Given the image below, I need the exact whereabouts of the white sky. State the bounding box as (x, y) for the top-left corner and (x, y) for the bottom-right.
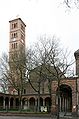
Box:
(0, 0), (79, 60)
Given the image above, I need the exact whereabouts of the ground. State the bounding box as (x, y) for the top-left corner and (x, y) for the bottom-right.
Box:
(0, 116), (51, 119)
(0, 115), (78, 119)
(0, 112), (78, 119)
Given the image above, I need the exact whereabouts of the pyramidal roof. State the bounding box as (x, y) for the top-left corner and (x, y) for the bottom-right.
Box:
(74, 49), (79, 54)
(74, 49), (79, 58)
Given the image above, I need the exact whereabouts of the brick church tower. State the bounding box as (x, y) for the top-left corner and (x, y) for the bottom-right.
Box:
(9, 18), (26, 57)
(74, 49), (79, 76)
(9, 18), (26, 94)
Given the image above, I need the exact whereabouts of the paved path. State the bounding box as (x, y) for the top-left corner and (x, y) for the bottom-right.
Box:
(0, 116), (78, 119)
(0, 116), (51, 119)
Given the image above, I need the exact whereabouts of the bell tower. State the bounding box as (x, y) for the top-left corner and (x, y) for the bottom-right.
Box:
(9, 18), (26, 94)
(9, 18), (26, 59)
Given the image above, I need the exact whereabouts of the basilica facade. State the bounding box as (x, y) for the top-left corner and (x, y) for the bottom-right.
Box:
(0, 18), (79, 115)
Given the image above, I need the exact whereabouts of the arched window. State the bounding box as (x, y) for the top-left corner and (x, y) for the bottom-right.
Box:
(16, 33), (18, 37)
(14, 33), (16, 38)
(15, 23), (17, 28)
(11, 33), (13, 39)
(16, 43), (17, 48)
(12, 44), (13, 49)
(14, 23), (16, 28)
(12, 24), (14, 29)
(14, 43), (15, 49)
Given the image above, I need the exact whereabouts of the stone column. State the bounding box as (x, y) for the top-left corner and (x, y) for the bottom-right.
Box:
(59, 97), (61, 112)
(35, 99), (37, 107)
(43, 98), (45, 107)
(27, 99), (29, 108)
(13, 98), (16, 109)
(9, 98), (10, 109)
(3, 97), (5, 109)
(72, 91), (77, 115)
(21, 99), (23, 109)
(35, 99), (37, 112)
(64, 97), (65, 112)
(64, 97), (67, 112)
(51, 93), (57, 114)
(25, 99), (28, 105)
(66, 98), (68, 111)
(61, 97), (63, 111)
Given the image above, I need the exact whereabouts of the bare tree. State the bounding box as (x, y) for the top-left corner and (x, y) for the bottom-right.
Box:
(63, 0), (79, 8)
(0, 50), (27, 110)
(25, 49), (49, 112)
(0, 53), (9, 93)
(0, 35), (74, 116)
(26, 35), (74, 117)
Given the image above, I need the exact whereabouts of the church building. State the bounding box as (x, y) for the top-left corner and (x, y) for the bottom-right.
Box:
(0, 17), (79, 115)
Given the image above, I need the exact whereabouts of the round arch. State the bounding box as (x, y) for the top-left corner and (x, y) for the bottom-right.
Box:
(10, 97), (14, 109)
(56, 84), (72, 112)
(5, 97), (9, 107)
(45, 97), (51, 112)
(29, 97), (35, 111)
(22, 98), (26, 108)
(29, 97), (35, 106)
(45, 97), (51, 106)
(0, 96), (3, 108)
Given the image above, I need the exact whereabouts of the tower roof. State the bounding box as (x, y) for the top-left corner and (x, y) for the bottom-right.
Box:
(9, 18), (26, 27)
(74, 49), (79, 58)
(74, 49), (79, 54)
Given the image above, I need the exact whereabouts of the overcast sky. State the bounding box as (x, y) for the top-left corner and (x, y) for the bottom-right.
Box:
(0, 0), (79, 60)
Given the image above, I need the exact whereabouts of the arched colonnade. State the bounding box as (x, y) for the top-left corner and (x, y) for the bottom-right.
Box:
(0, 94), (51, 112)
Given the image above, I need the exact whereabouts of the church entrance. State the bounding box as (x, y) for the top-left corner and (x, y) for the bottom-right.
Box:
(59, 84), (72, 112)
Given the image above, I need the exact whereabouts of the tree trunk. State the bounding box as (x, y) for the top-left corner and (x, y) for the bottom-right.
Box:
(38, 80), (40, 112)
